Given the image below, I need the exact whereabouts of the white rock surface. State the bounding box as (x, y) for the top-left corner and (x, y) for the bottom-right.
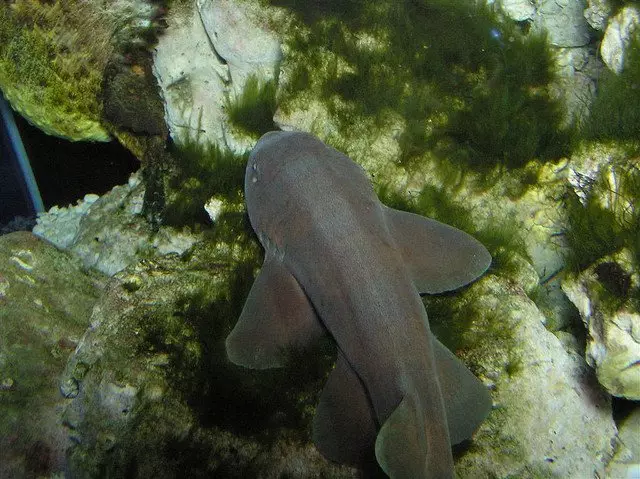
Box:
(498, 0), (535, 22)
(153, 1), (230, 145)
(601, 5), (640, 74)
(533, 0), (591, 47)
(584, 0), (613, 31)
(34, 174), (200, 276)
(33, 194), (100, 249)
(197, 0), (282, 91)
(153, 0), (282, 149)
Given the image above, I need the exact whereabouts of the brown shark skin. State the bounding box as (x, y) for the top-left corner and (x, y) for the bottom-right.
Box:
(232, 132), (490, 478)
(241, 131), (463, 477)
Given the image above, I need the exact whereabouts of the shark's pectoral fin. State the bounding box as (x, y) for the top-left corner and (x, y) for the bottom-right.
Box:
(383, 205), (491, 294)
(433, 337), (492, 444)
(225, 254), (324, 369)
(312, 351), (378, 468)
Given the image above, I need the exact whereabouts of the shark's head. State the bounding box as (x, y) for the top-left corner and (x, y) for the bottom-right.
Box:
(244, 131), (323, 248)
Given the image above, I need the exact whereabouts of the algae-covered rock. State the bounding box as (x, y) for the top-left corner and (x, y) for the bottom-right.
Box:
(0, 231), (105, 478)
(0, 0), (165, 141)
(560, 145), (640, 399)
(60, 243), (355, 478)
(563, 250), (640, 399)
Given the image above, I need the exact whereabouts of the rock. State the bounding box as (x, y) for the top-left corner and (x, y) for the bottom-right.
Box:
(34, 174), (201, 277)
(606, 407), (640, 478)
(0, 232), (105, 478)
(554, 46), (600, 124)
(497, 0), (536, 22)
(153, 0), (281, 150)
(152, 1), (230, 146)
(601, 5), (640, 74)
(60, 246), (355, 478)
(562, 251), (640, 400)
(584, 0), (613, 31)
(0, 0), (165, 141)
(197, 0), (282, 89)
(33, 194), (101, 250)
(450, 276), (616, 478)
(533, 0), (591, 47)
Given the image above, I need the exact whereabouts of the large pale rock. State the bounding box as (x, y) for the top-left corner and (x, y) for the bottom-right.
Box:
(0, 232), (104, 478)
(153, 0), (282, 149)
(601, 6), (640, 74)
(197, 0), (282, 90)
(454, 277), (616, 478)
(153, 1), (230, 145)
(533, 0), (591, 47)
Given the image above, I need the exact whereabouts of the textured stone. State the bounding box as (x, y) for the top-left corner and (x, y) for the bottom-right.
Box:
(34, 174), (200, 277)
(0, 232), (104, 478)
(533, 0), (591, 47)
(563, 252), (640, 400)
(601, 6), (640, 74)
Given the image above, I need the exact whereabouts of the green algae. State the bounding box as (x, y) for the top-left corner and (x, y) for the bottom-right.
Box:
(163, 138), (248, 227)
(0, 2), (107, 140)
(226, 75), (278, 138)
(582, 35), (640, 143)
(563, 161), (640, 273)
(270, 0), (571, 173)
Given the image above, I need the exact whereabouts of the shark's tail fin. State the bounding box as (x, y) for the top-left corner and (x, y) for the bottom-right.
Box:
(374, 338), (491, 478)
(313, 339), (491, 478)
(375, 392), (455, 479)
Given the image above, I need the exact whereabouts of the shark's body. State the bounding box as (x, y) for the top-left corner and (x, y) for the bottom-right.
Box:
(226, 131), (492, 477)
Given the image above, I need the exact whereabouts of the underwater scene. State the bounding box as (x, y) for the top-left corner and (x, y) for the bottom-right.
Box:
(1, 0), (639, 477)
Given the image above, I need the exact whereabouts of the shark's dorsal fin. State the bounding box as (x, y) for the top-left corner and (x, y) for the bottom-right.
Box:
(383, 206), (491, 294)
(312, 351), (378, 468)
(225, 254), (324, 369)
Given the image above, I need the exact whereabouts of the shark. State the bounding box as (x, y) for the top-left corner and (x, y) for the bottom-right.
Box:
(226, 131), (492, 478)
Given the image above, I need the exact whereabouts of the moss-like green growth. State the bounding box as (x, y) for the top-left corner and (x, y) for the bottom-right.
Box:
(0, 0), (168, 141)
(163, 138), (248, 226)
(0, 2), (107, 140)
(271, 0), (571, 172)
(581, 34), (640, 143)
(563, 162), (640, 273)
(225, 75), (278, 138)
